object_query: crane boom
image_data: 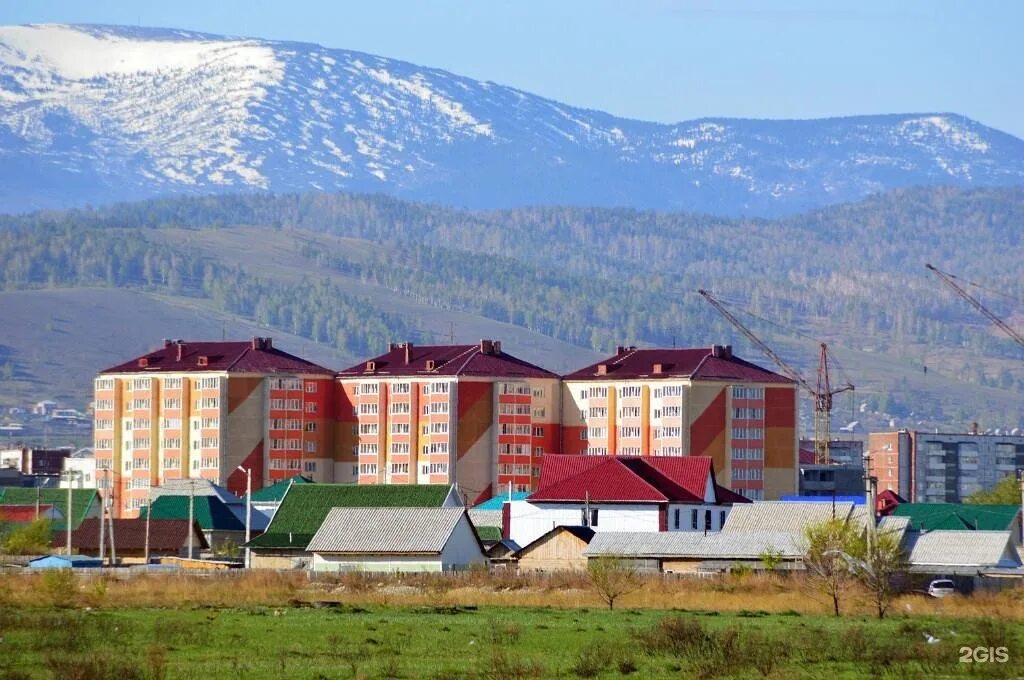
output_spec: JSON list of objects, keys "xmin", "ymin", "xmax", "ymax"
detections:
[
  {"xmin": 926, "ymin": 264, "xmax": 1024, "ymax": 350},
  {"xmin": 698, "ymin": 289, "xmax": 853, "ymax": 464}
]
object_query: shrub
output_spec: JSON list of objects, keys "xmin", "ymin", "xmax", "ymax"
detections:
[
  {"xmin": 3, "ymin": 519, "xmax": 52, "ymax": 555},
  {"xmin": 39, "ymin": 569, "xmax": 78, "ymax": 608}
]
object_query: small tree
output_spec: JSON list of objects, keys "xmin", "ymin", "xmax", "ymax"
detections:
[
  {"xmin": 848, "ymin": 527, "xmax": 907, "ymax": 620},
  {"xmin": 759, "ymin": 547, "xmax": 783, "ymax": 572},
  {"xmin": 965, "ymin": 474, "xmax": 1020, "ymax": 505},
  {"xmin": 587, "ymin": 556, "xmax": 640, "ymax": 610},
  {"xmin": 802, "ymin": 518, "xmax": 859, "ymax": 617},
  {"xmin": 2, "ymin": 518, "xmax": 53, "ymax": 555}
]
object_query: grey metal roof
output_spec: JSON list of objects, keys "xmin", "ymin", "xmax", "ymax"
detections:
[
  {"xmin": 584, "ymin": 531, "xmax": 804, "ymax": 560},
  {"xmin": 306, "ymin": 507, "xmax": 467, "ymax": 554},
  {"xmin": 722, "ymin": 501, "xmax": 856, "ymax": 533},
  {"xmin": 149, "ymin": 479, "xmax": 242, "ymax": 505},
  {"xmin": 468, "ymin": 509, "xmax": 502, "ymax": 528},
  {"xmin": 905, "ymin": 530, "xmax": 1019, "ymax": 567}
]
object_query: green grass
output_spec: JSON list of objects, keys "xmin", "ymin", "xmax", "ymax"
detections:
[{"xmin": 1, "ymin": 604, "xmax": 1021, "ymax": 679}]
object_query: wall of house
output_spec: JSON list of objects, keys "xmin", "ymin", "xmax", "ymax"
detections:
[
  {"xmin": 508, "ymin": 501, "xmax": 658, "ymax": 546},
  {"xmin": 250, "ymin": 550, "xmax": 310, "ymax": 570},
  {"xmin": 440, "ymin": 518, "xmax": 487, "ymax": 569},
  {"xmin": 517, "ymin": 530, "xmax": 590, "ymax": 572},
  {"xmin": 311, "ymin": 553, "xmax": 445, "ymax": 573}
]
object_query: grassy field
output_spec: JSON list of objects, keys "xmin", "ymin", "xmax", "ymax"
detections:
[{"xmin": 0, "ymin": 571, "xmax": 1022, "ymax": 679}]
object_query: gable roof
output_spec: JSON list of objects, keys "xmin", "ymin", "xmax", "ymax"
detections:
[
  {"xmin": 150, "ymin": 479, "xmax": 242, "ymax": 505},
  {"xmin": 515, "ymin": 525, "xmax": 595, "ymax": 557},
  {"xmin": 249, "ymin": 476, "xmax": 312, "ymax": 503},
  {"xmin": 891, "ymin": 503, "xmax": 1021, "ymax": 532},
  {"xmin": 306, "ymin": 507, "xmax": 469, "ymax": 554},
  {"xmin": 563, "ymin": 346, "xmax": 792, "ymax": 383},
  {"xmin": 585, "ymin": 531, "xmax": 804, "ymax": 560},
  {"xmin": 722, "ymin": 501, "xmax": 858, "ymax": 533},
  {"xmin": 337, "ymin": 342, "xmax": 557, "ymax": 379},
  {"xmin": 0, "ymin": 488, "xmax": 98, "ymax": 531},
  {"xmin": 248, "ymin": 483, "xmax": 458, "ymax": 549},
  {"xmin": 905, "ymin": 530, "xmax": 1019, "ymax": 567},
  {"xmin": 101, "ymin": 338, "xmax": 333, "ymax": 375},
  {"xmin": 473, "ymin": 492, "xmax": 530, "ymax": 510},
  {"xmin": 57, "ymin": 518, "xmax": 209, "ymax": 552},
  {"xmin": 141, "ymin": 495, "xmax": 245, "ymax": 531},
  {"xmin": 530, "ymin": 454, "xmax": 743, "ymax": 505}
]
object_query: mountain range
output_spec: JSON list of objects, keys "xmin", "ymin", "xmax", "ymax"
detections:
[{"xmin": 2, "ymin": 24, "xmax": 1024, "ymax": 216}]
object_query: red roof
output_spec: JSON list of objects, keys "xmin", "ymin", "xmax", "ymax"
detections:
[
  {"xmin": 530, "ymin": 454, "xmax": 747, "ymax": 505},
  {"xmin": 338, "ymin": 341, "xmax": 557, "ymax": 379},
  {"xmin": 0, "ymin": 504, "xmax": 55, "ymax": 522},
  {"xmin": 56, "ymin": 518, "xmax": 209, "ymax": 551},
  {"xmin": 101, "ymin": 338, "xmax": 333, "ymax": 375},
  {"xmin": 563, "ymin": 346, "xmax": 792, "ymax": 383}
]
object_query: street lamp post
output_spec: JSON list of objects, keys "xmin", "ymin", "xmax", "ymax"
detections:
[
  {"xmin": 236, "ymin": 466, "xmax": 252, "ymax": 568},
  {"xmin": 62, "ymin": 469, "xmax": 82, "ymax": 555}
]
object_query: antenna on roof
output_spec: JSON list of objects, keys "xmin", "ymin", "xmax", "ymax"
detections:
[{"xmin": 449, "ymin": 322, "xmax": 455, "ymax": 345}]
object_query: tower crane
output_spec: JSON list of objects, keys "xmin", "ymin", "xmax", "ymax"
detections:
[
  {"xmin": 698, "ymin": 289, "xmax": 854, "ymax": 464},
  {"xmin": 925, "ymin": 264, "xmax": 1024, "ymax": 351}
]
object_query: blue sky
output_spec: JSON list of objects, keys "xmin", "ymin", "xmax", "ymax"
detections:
[{"xmin": 4, "ymin": 0, "xmax": 1023, "ymax": 137}]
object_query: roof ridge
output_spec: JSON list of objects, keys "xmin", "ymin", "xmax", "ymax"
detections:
[{"xmin": 452, "ymin": 345, "xmax": 480, "ymax": 375}]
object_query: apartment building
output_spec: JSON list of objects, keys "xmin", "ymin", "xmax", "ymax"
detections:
[
  {"xmin": 336, "ymin": 341, "xmax": 561, "ymax": 504},
  {"xmin": 561, "ymin": 345, "xmax": 798, "ymax": 500},
  {"xmin": 868, "ymin": 429, "xmax": 1024, "ymax": 502},
  {"xmin": 94, "ymin": 338, "xmax": 335, "ymax": 517}
]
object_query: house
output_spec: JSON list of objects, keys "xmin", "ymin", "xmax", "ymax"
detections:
[
  {"xmin": 247, "ymin": 483, "xmax": 462, "ymax": 569},
  {"xmin": 248, "ymin": 475, "xmax": 312, "ymax": 524},
  {"xmin": 891, "ymin": 503, "xmax": 1021, "ymax": 538},
  {"xmin": 149, "ymin": 478, "xmax": 268, "ymax": 531},
  {"xmin": 307, "ymin": 507, "xmax": 485, "ymax": 573},
  {"xmin": 561, "ymin": 345, "xmax": 798, "ymax": 500},
  {"xmin": 486, "ymin": 538, "xmax": 522, "ymax": 566},
  {"xmin": 515, "ymin": 526, "xmax": 595, "ymax": 572},
  {"xmin": 506, "ymin": 455, "xmax": 749, "ymax": 547},
  {"xmin": 0, "ymin": 504, "xmax": 64, "ymax": 522},
  {"xmin": 904, "ymin": 530, "xmax": 1021, "ymax": 571},
  {"xmin": 28, "ymin": 554, "xmax": 102, "ymax": 569},
  {"xmin": 585, "ymin": 531, "xmax": 804, "ymax": 574},
  {"xmin": 55, "ymin": 518, "xmax": 209, "ymax": 564},
  {"xmin": 141, "ymin": 495, "xmax": 246, "ymax": 553},
  {"xmin": 0, "ymin": 487, "xmax": 100, "ymax": 533}
]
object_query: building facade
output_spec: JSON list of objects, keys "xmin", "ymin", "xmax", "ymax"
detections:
[
  {"xmin": 868, "ymin": 429, "xmax": 1024, "ymax": 502},
  {"xmin": 337, "ymin": 341, "xmax": 561, "ymax": 504},
  {"xmin": 561, "ymin": 345, "xmax": 798, "ymax": 500},
  {"xmin": 93, "ymin": 338, "xmax": 335, "ymax": 517}
]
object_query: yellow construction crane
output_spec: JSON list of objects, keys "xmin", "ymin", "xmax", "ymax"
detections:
[{"xmin": 698, "ymin": 289, "xmax": 854, "ymax": 464}]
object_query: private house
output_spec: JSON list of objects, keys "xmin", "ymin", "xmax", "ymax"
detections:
[
  {"xmin": 905, "ymin": 531, "xmax": 1021, "ymax": 572},
  {"xmin": 0, "ymin": 504, "xmax": 64, "ymax": 523},
  {"xmin": 0, "ymin": 487, "xmax": 100, "ymax": 534},
  {"xmin": 890, "ymin": 503, "xmax": 1022, "ymax": 552},
  {"xmin": 505, "ymin": 454, "xmax": 749, "ymax": 548},
  {"xmin": 141, "ymin": 495, "xmax": 246, "ymax": 553},
  {"xmin": 248, "ymin": 475, "xmax": 312, "ymax": 523},
  {"xmin": 56, "ymin": 518, "xmax": 209, "ymax": 563},
  {"xmin": 515, "ymin": 525, "xmax": 595, "ymax": 572},
  {"xmin": 307, "ymin": 507, "xmax": 485, "ymax": 573},
  {"xmin": 247, "ymin": 483, "xmax": 462, "ymax": 569}
]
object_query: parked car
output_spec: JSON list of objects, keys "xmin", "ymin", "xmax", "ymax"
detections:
[{"xmin": 927, "ymin": 578, "xmax": 957, "ymax": 598}]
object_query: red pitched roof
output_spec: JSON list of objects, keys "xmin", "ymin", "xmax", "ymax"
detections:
[
  {"xmin": 528, "ymin": 454, "xmax": 748, "ymax": 504},
  {"xmin": 56, "ymin": 518, "xmax": 209, "ymax": 551},
  {"xmin": 101, "ymin": 338, "xmax": 333, "ymax": 375},
  {"xmin": 0, "ymin": 504, "xmax": 55, "ymax": 522},
  {"xmin": 337, "ymin": 341, "xmax": 557, "ymax": 379},
  {"xmin": 563, "ymin": 346, "xmax": 792, "ymax": 383}
]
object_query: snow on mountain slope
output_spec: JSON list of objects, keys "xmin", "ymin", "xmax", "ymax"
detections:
[{"xmin": 1, "ymin": 24, "xmax": 1023, "ymax": 216}]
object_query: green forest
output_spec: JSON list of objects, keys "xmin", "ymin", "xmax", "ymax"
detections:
[{"xmin": 1, "ymin": 185, "xmax": 1022, "ymax": 427}]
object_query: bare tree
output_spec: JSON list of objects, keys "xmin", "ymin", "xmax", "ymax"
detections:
[
  {"xmin": 802, "ymin": 518, "xmax": 859, "ymax": 617},
  {"xmin": 848, "ymin": 528, "xmax": 907, "ymax": 620},
  {"xmin": 587, "ymin": 556, "xmax": 640, "ymax": 610}
]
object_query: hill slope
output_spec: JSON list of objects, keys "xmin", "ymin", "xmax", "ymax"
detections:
[{"xmin": 2, "ymin": 24, "xmax": 1024, "ymax": 216}]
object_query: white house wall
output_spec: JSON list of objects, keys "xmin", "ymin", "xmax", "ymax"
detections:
[
  {"xmin": 312, "ymin": 553, "xmax": 444, "ymax": 573},
  {"xmin": 440, "ymin": 516, "xmax": 486, "ymax": 569}
]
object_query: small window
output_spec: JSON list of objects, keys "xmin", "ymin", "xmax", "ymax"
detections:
[
  {"xmin": 691, "ymin": 509, "xmax": 698, "ymax": 530},
  {"xmin": 673, "ymin": 508, "xmax": 680, "ymax": 530},
  {"xmin": 719, "ymin": 510, "xmax": 726, "ymax": 529},
  {"xmin": 704, "ymin": 510, "xmax": 712, "ymax": 531},
  {"xmin": 590, "ymin": 509, "xmax": 599, "ymax": 527}
]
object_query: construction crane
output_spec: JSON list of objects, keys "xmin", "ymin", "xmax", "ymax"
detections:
[
  {"xmin": 698, "ymin": 289, "xmax": 854, "ymax": 464},
  {"xmin": 925, "ymin": 264, "xmax": 1024, "ymax": 351}
]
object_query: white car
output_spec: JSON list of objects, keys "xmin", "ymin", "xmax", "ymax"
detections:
[{"xmin": 927, "ymin": 579, "xmax": 956, "ymax": 598}]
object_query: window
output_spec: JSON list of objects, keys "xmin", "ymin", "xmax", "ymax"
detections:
[
  {"xmin": 733, "ymin": 407, "xmax": 764, "ymax": 419},
  {"xmin": 618, "ymin": 406, "xmax": 641, "ymax": 418},
  {"xmin": 390, "ymin": 463, "xmax": 409, "ymax": 474},
  {"xmin": 391, "ymin": 382, "xmax": 410, "ymax": 394},
  {"xmin": 133, "ymin": 378, "xmax": 152, "ymax": 390},
  {"xmin": 359, "ymin": 463, "xmax": 377, "ymax": 475},
  {"xmin": 163, "ymin": 398, "xmax": 182, "ymax": 409},
  {"xmin": 200, "ymin": 436, "xmax": 219, "ymax": 448},
  {"xmin": 132, "ymin": 399, "xmax": 151, "ymax": 410},
  {"xmin": 95, "ymin": 378, "xmax": 115, "ymax": 391},
  {"xmin": 429, "ymin": 422, "xmax": 448, "ymax": 434},
  {"xmin": 429, "ymin": 402, "xmax": 449, "ymax": 414},
  {"xmin": 94, "ymin": 399, "xmax": 114, "ymax": 410},
  {"xmin": 618, "ymin": 426, "xmax": 641, "ymax": 438},
  {"xmin": 428, "ymin": 442, "xmax": 450, "ymax": 455},
  {"xmin": 732, "ymin": 386, "xmax": 764, "ymax": 399},
  {"xmin": 691, "ymin": 509, "xmax": 698, "ymax": 530},
  {"xmin": 533, "ymin": 426, "xmax": 544, "ymax": 437},
  {"xmin": 162, "ymin": 437, "xmax": 181, "ymax": 449},
  {"xmin": 360, "ymin": 382, "xmax": 379, "ymax": 395},
  {"xmin": 662, "ymin": 427, "xmax": 682, "ymax": 438},
  {"xmin": 587, "ymin": 427, "xmax": 606, "ymax": 439},
  {"xmin": 532, "ymin": 387, "xmax": 545, "ymax": 398},
  {"xmin": 359, "ymin": 403, "xmax": 379, "ymax": 415},
  {"xmin": 132, "ymin": 457, "xmax": 150, "ymax": 469},
  {"xmin": 704, "ymin": 510, "xmax": 712, "ymax": 531},
  {"xmin": 620, "ymin": 447, "xmax": 641, "ymax": 456},
  {"xmin": 201, "ymin": 397, "xmax": 218, "ymax": 409},
  {"xmin": 662, "ymin": 406, "xmax": 682, "ymax": 418},
  {"xmin": 428, "ymin": 463, "xmax": 448, "ymax": 474},
  {"xmin": 358, "ymin": 443, "xmax": 379, "ymax": 455},
  {"xmin": 500, "ymin": 423, "xmax": 531, "ymax": 436},
  {"xmin": 732, "ymin": 427, "xmax": 763, "ymax": 439},
  {"xmin": 305, "ymin": 402, "xmax": 317, "ymax": 414},
  {"xmin": 391, "ymin": 423, "xmax": 411, "ymax": 435},
  {"xmin": 95, "ymin": 418, "xmax": 113, "ymax": 430},
  {"xmin": 659, "ymin": 446, "xmax": 683, "ymax": 457},
  {"xmin": 95, "ymin": 439, "xmax": 113, "ymax": 450},
  {"xmin": 305, "ymin": 382, "xmax": 317, "ymax": 393},
  {"xmin": 305, "ymin": 461, "xmax": 317, "ymax": 472},
  {"xmin": 579, "ymin": 390, "xmax": 587, "ymax": 401},
  {"xmin": 359, "ymin": 423, "xmax": 378, "ymax": 435},
  {"xmin": 391, "ymin": 443, "xmax": 410, "ymax": 454},
  {"xmin": 200, "ymin": 377, "xmax": 219, "ymax": 390},
  {"xmin": 673, "ymin": 508, "xmax": 680, "ymax": 530},
  {"xmin": 720, "ymin": 511, "xmax": 727, "ymax": 529},
  {"xmin": 663, "ymin": 385, "xmax": 683, "ymax": 397},
  {"xmin": 163, "ymin": 457, "xmax": 181, "ymax": 469},
  {"xmin": 580, "ymin": 430, "xmax": 588, "ymax": 441},
  {"xmin": 431, "ymin": 382, "xmax": 450, "ymax": 394},
  {"xmin": 162, "ymin": 418, "xmax": 182, "ymax": 429},
  {"xmin": 587, "ymin": 387, "xmax": 608, "ymax": 398},
  {"xmin": 305, "ymin": 422, "xmax": 317, "ymax": 432},
  {"xmin": 390, "ymin": 402, "xmax": 411, "ymax": 415},
  {"xmin": 533, "ymin": 408, "xmax": 546, "ymax": 418},
  {"xmin": 201, "ymin": 417, "xmax": 220, "ymax": 428},
  {"xmin": 618, "ymin": 385, "xmax": 641, "ymax": 398},
  {"xmin": 133, "ymin": 418, "xmax": 151, "ymax": 430},
  {"xmin": 305, "ymin": 441, "xmax": 317, "ymax": 453},
  {"xmin": 132, "ymin": 438, "xmax": 151, "ymax": 449},
  {"xmin": 653, "ymin": 388, "xmax": 662, "ymax": 399}
]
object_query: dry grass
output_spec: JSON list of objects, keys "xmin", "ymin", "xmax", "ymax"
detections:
[{"xmin": 2, "ymin": 568, "xmax": 1021, "ymax": 622}]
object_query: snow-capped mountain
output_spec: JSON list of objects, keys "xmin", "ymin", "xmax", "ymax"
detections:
[{"xmin": 2, "ymin": 24, "xmax": 1023, "ymax": 216}]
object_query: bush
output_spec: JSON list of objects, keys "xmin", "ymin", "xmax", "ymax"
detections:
[
  {"xmin": 39, "ymin": 569, "xmax": 78, "ymax": 608},
  {"xmin": 3, "ymin": 519, "xmax": 52, "ymax": 555}
]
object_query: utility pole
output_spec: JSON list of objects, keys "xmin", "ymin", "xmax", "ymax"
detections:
[
  {"xmin": 237, "ymin": 466, "xmax": 252, "ymax": 568},
  {"xmin": 108, "ymin": 499, "xmax": 116, "ymax": 565},
  {"xmin": 188, "ymin": 478, "xmax": 195, "ymax": 560},
  {"xmin": 143, "ymin": 492, "xmax": 151, "ymax": 565},
  {"xmin": 1018, "ymin": 470, "xmax": 1024, "ymax": 547},
  {"xmin": 99, "ymin": 489, "xmax": 106, "ymax": 565}
]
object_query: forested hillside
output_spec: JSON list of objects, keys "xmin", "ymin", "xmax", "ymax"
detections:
[{"xmin": 1, "ymin": 185, "xmax": 1022, "ymax": 431}]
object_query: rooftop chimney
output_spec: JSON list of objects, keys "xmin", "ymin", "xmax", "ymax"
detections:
[
  {"xmin": 365, "ymin": 360, "xmax": 376, "ymax": 373},
  {"xmin": 652, "ymin": 363, "xmax": 663, "ymax": 375},
  {"xmin": 176, "ymin": 342, "xmax": 185, "ymax": 362},
  {"xmin": 480, "ymin": 339, "xmax": 494, "ymax": 355},
  {"xmin": 389, "ymin": 343, "xmax": 400, "ymax": 352},
  {"xmin": 404, "ymin": 342, "xmax": 414, "ymax": 365},
  {"xmin": 597, "ymin": 364, "xmax": 608, "ymax": 376},
  {"xmin": 197, "ymin": 356, "xmax": 209, "ymax": 367},
  {"xmin": 616, "ymin": 346, "xmax": 626, "ymax": 355},
  {"xmin": 163, "ymin": 339, "xmax": 173, "ymax": 348},
  {"xmin": 425, "ymin": 359, "xmax": 436, "ymax": 371},
  {"xmin": 722, "ymin": 345, "xmax": 733, "ymax": 359},
  {"xmin": 493, "ymin": 340, "xmax": 501, "ymax": 355},
  {"xmin": 138, "ymin": 357, "xmax": 149, "ymax": 368},
  {"xmin": 711, "ymin": 344, "xmax": 725, "ymax": 358}
]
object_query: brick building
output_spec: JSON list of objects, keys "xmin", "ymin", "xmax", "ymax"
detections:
[
  {"xmin": 93, "ymin": 338, "xmax": 335, "ymax": 517},
  {"xmin": 561, "ymin": 345, "xmax": 798, "ymax": 500},
  {"xmin": 336, "ymin": 341, "xmax": 561, "ymax": 504}
]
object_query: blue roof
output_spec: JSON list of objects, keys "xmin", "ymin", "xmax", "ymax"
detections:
[
  {"xmin": 780, "ymin": 495, "xmax": 866, "ymax": 505},
  {"xmin": 28, "ymin": 554, "xmax": 102, "ymax": 569},
  {"xmin": 473, "ymin": 492, "xmax": 530, "ymax": 510}
]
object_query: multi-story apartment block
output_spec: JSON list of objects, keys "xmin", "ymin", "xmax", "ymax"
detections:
[
  {"xmin": 868, "ymin": 429, "xmax": 1024, "ymax": 502},
  {"xmin": 336, "ymin": 341, "xmax": 561, "ymax": 504},
  {"xmin": 94, "ymin": 338, "xmax": 335, "ymax": 517},
  {"xmin": 561, "ymin": 345, "xmax": 798, "ymax": 500}
]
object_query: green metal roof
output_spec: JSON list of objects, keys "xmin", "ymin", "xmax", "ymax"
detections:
[
  {"xmin": 141, "ymin": 495, "xmax": 245, "ymax": 532},
  {"xmin": 248, "ymin": 484, "xmax": 454, "ymax": 549},
  {"xmin": 475, "ymin": 525, "xmax": 502, "ymax": 542},
  {"xmin": 892, "ymin": 503, "xmax": 1021, "ymax": 531},
  {"xmin": 249, "ymin": 476, "xmax": 312, "ymax": 503},
  {"xmin": 0, "ymin": 488, "xmax": 99, "ymax": 531}
]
